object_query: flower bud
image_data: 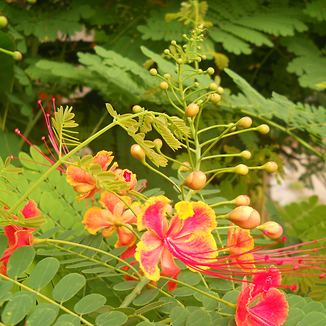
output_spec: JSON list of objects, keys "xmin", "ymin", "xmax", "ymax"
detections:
[
  {"xmin": 171, "ymin": 40, "xmax": 177, "ymax": 45},
  {"xmin": 131, "ymin": 144, "xmax": 145, "ymax": 161},
  {"xmin": 164, "ymin": 73, "xmax": 171, "ymax": 79},
  {"xmin": 263, "ymin": 161, "xmax": 278, "ymax": 173},
  {"xmin": 257, "ymin": 124, "xmax": 270, "ymax": 134},
  {"xmin": 257, "ymin": 221, "xmax": 283, "ymax": 239},
  {"xmin": 164, "ymin": 49, "xmax": 170, "ymax": 55},
  {"xmin": 241, "ymin": 150, "xmax": 251, "ymax": 159},
  {"xmin": 177, "ymin": 58, "xmax": 183, "ymax": 65},
  {"xmin": 150, "ymin": 68, "xmax": 157, "ymax": 76},
  {"xmin": 209, "ymin": 93, "xmax": 221, "ymax": 103},
  {"xmin": 185, "ymin": 103, "xmax": 199, "ymax": 117},
  {"xmin": 202, "ymin": 55, "xmax": 207, "ymax": 60},
  {"xmin": 207, "ymin": 67, "xmax": 215, "ymax": 75},
  {"xmin": 13, "ymin": 51, "xmax": 22, "ymax": 61},
  {"xmin": 0, "ymin": 16, "xmax": 9, "ymax": 28},
  {"xmin": 160, "ymin": 81, "xmax": 169, "ymax": 90},
  {"xmin": 180, "ymin": 162, "xmax": 190, "ymax": 173},
  {"xmin": 239, "ymin": 117, "xmax": 252, "ymax": 128},
  {"xmin": 217, "ymin": 86, "xmax": 224, "ymax": 95},
  {"xmin": 235, "ymin": 164, "xmax": 249, "ymax": 176},
  {"xmin": 184, "ymin": 170, "xmax": 207, "ymax": 190},
  {"xmin": 132, "ymin": 105, "xmax": 143, "ymax": 113},
  {"xmin": 153, "ymin": 138, "xmax": 163, "ymax": 150},
  {"xmin": 195, "ymin": 57, "xmax": 201, "ymax": 62},
  {"xmin": 228, "ymin": 206, "xmax": 261, "ymax": 229},
  {"xmin": 114, "ymin": 168, "xmax": 137, "ymax": 195},
  {"xmin": 209, "ymin": 83, "xmax": 218, "ymax": 91},
  {"xmin": 234, "ymin": 195, "xmax": 250, "ymax": 206}
]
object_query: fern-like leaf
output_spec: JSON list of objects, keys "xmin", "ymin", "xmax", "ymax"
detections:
[{"xmin": 169, "ymin": 116, "xmax": 191, "ymax": 140}]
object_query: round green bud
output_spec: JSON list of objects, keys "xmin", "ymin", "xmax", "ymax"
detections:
[
  {"xmin": 171, "ymin": 40, "xmax": 177, "ymax": 46},
  {"xmin": 194, "ymin": 82, "xmax": 199, "ymax": 88},
  {"xmin": 197, "ymin": 100, "xmax": 203, "ymax": 105},
  {"xmin": 257, "ymin": 124, "xmax": 270, "ymax": 134},
  {"xmin": 13, "ymin": 51, "xmax": 22, "ymax": 61},
  {"xmin": 164, "ymin": 49, "xmax": 170, "ymax": 55},
  {"xmin": 239, "ymin": 117, "xmax": 252, "ymax": 128},
  {"xmin": 177, "ymin": 58, "xmax": 183, "ymax": 65},
  {"xmin": 197, "ymin": 46, "xmax": 201, "ymax": 50},
  {"xmin": 198, "ymin": 69, "xmax": 203, "ymax": 73},
  {"xmin": 160, "ymin": 81, "xmax": 169, "ymax": 90},
  {"xmin": 207, "ymin": 67, "xmax": 215, "ymax": 75},
  {"xmin": 241, "ymin": 150, "xmax": 252, "ymax": 160},
  {"xmin": 190, "ymin": 38, "xmax": 194, "ymax": 42},
  {"xmin": 202, "ymin": 55, "xmax": 207, "ymax": 60},
  {"xmin": 235, "ymin": 164, "xmax": 249, "ymax": 176},
  {"xmin": 209, "ymin": 93, "xmax": 221, "ymax": 103},
  {"xmin": 164, "ymin": 73, "xmax": 171, "ymax": 79},
  {"xmin": 217, "ymin": 86, "xmax": 224, "ymax": 95},
  {"xmin": 183, "ymin": 34, "xmax": 187, "ymax": 38},
  {"xmin": 0, "ymin": 16, "xmax": 9, "ymax": 28},
  {"xmin": 196, "ymin": 57, "xmax": 201, "ymax": 62},
  {"xmin": 183, "ymin": 45, "xmax": 187, "ymax": 49},
  {"xmin": 153, "ymin": 138, "xmax": 163, "ymax": 150},
  {"xmin": 263, "ymin": 161, "xmax": 278, "ymax": 173},
  {"xmin": 132, "ymin": 105, "xmax": 143, "ymax": 113},
  {"xmin": 209, "ymin": 83, "xmax": 218, "ymax": 91},
  {"xmin": 185, "ymin": 103, "xmax": 199, "ymax": 117},
  {"xmin": 149, "ymin": 68, "xmax": 157, "ymax": 76}
]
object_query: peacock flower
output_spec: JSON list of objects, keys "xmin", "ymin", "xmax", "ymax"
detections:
[
  {"xmin": 0, "ymin": 200, "xmax": 40, "ymax": 275},
  {"xmin": 82, "ymin": 191, "xmax": 141, "ymax": 248},
  {"xmin": 235, "ymin": 266, "xmax": 289, "ymax": 326},
  {"xmin": 227, "ymin": 225, "xmax": 256, "ymax": 272},
  {"xmin": 135, "ymin": 196, "xmax": 218, "ymax": 289},
  {"xmin": 66, "ymin": 151, "xmax": 114, "ymax": 201},
  {"xmin": 113, "ymin": 168, "xmax": 137, "ymax": 195}
]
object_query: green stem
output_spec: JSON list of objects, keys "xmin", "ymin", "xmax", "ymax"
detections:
[
  {"xmin": 0, "ymin": 273, "xmax": 93, "ymax": 326},
  {"xmin": 197, "ymin": 124, "xmax": 230, "ymax": 134},
  {"xmin": 202, "ymin": 153, "xmax": 243, "ymax": 161},
  {"xmin": 119, "ymin": 275, "xmax": 150, "ymax": 307}
]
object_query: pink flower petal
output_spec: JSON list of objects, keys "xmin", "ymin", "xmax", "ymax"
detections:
[{"xmin": 20, "ymin": 200, "xmax": 40, "ymax": 219}]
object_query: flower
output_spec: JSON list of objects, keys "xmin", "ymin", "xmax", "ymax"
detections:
[
  {"xmin": 82, "ymin": 191, "xmax": 141, "ymax": 248},
  {"xmin": 112, "ymin": 168, "xmax": 137, "ymax": 195},
  {"xmin": 135, "ymin": 196, "xmax": 218, "ymax": 290},
  {"xmin": 66, "ymin": 151, "xmax": 114, "ymax": 201},
  {"xmin": 235, "ymin": 266, "xmax": 289, "ymax": 326},
  {"xmin": 227, "ymin": 225, "xmax": 256, "ymax": 272},
  {"xmin": 0, "ymin": 200, "xmax": 40, "ymax": 275}
]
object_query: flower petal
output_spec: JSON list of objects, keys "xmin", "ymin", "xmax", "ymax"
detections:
[
  {"xmin": 115, "ymin": 226, "xmax": 137, "ymax": 248},
  {"xmin": 82, "ymin": 207, "xmax": 113, "ymax": 234},
  {"xmin": 175, "ymin": 201, "xmax": 194, "ymax": 220},
  {"xmin": 252, "ymin": 266, "xmax": 282, "ymax": 297},
  {"xmin": 20, "ymin": 200, "xmax": 40, "ymax": 219},
  {"xmin": 160, "ymin": 247, "xmax": 180, "ymax": 292},
  {"xmin": 135, "ymin": 240, "xmax": 164, "ymax": 282},
  {"xmin": 92, "ymin": 151, "xmax": 114, "ymax": 171},
  {"xmin": 137, "ymin": 196, "xmax": 170, "ymax": 238},
  {"xmin": 100, "ymin": 192, "xmax": 123, "ymax": 213},
  {"xmin": 4, "ymin": 225, "xmax": 21, "ymax": 248},
  {"xmin": 66, "ymin": 165, "xmax": 95, "ymax": 187},
  {"xmin": 172, "ymin": 201, "xmax": 217, "ymax": 238}
]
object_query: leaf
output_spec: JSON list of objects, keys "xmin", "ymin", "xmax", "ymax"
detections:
[
  {"xmin": 135, "ymin": 301, "xmax": 167, "ymax": 315},
  {"xmin": 283, "ymin": 308, "xmax": 305, "ymax": 326},
  {"xmin": 95, "ymin": 311, "xmax": 128, "ymax": 326},
  {"xmin": 74, "ymin": 293, "xmax": 107, "ymax": 315},
  {"xmin": 55, "ymin": 314, "xmax": 80, "ymax": 326},
  {"xmin": 297, "ymin": 312, "xmax": 326, "ymax": 325},
  {"xmin": 185, "ymin": 309, "xmax": 212, "ymax": 326},
  {"xmin": 171, "ymin": 306, "xmax": 191, "ymax": 326},
  {"xmin": 133, "ymin": 288, "xmax": 159, "ymax": 306},
  {"xmin": 0, "ymin": 280, "xmax": 13, "ymax": 299},
  {"xmin": 52, "ymin": 273, "xmax": 86, "ymax": 303},
  {"xmin": 28, "ymin": 257, "xmax": 60, "ymax": 290},
  {"xmin": 25, "ymin": 307, "xmax": 58, "ymax": 326},
  {"xmin": 6, "ymin": 245, "xmax": 35, "ymax": 278},
  {"xmin": 113, "ymin": 281, "xmax": 138, "ymax": 291},
  {"xmin": 1, "ymin": 293, "xmax": 34, "ymax": 325},
  {"xmin": 0, "ymin": 234, "xmax": 8, "ymax": 259},
  {"xmin": 177, "ymin": 271, "xmax": 201, "ymax": 285}
]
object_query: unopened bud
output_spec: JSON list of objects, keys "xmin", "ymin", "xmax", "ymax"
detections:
[
  {"xmin": 207, "ymin": 67, "xmax": 215, "ymax": 75},
  {"xmin": 164, "ymin": 49, "xmax": 170, "ymax": 55},
  {"xmin": 0, "ymin": 16, "xmax": 9, "ymax": 28},
  {"xmin": 150, "ymin": 68, "xmax": 157, "ymax": 76},
  {"xmin": 239, "ymin": 117, "xmax": 252, "ymax": 128},
  {"xmin": 185, "ymin": 103, "xmax": 199, "ymax": 117},
  {"xmin": 132, "ymin": 105, "xmax": 143, "ymax": 113},
  {"xmin": 241, "ymin": 150, "xmax": 251, "ymax": 159},
  {"xmin": 180, "ymin": 162, "xmax": 190, "ymax": 173},
  {"xmin": 177, "ymin": 58, "xmax": 183, "ymax": 65},
  {"xmin": 184, "ymin": 170, "xmax": 207, "ymax": 190},
  {"xmin": 202, "ymin": 55, "xmax": 207, "ymax": 60},
  {"xmin": 153, "ymin": 138, "xmax": 163, "ymax": 150},
  {"xmin": 209, "ymin": 93, "xmax": 221, "ymax": 103},
  {"xmin": 171, "ymin": 40, "xmax": 177, "ymax": 46},
  {"xmin": 209, "ymin": 83, "xmax": 218, "ymax": 91},
  {"xmin": 257, "ymin": 221, "xmax": 283, "ymax": 239},
  {"xmin": 13, "ymin": 51, "xmax": 22, "ymax": 61},
  {"xmin": 257, "ymin": 124, "xmax": 270, "ymax": 134},
  {"xmin": 194, "ymin": 82, "xmax": 199, "ymax": 88},
  {"xmin": 131, "ymin": 144, "xmax": 145, "ymax": 161},
  {"xmin": 234, "ymin": 195, "xmax": 250, "ymax": 206},
  {"xmin": 159, "ymin": 81, "xmax": 169, "ymax": 90},
  {"xmin": 195, "ymin": 57, "xmax": 201, "ymax": 62},
  {"xmin": 228, "ymin": 206, "xmax": 261, "ymax": 229},
  {"xmin": 263, "ymin": 161, "xmax": 278, "ymax": 173},
  {"xmin": 164, "ymin": 73, "xmax": 171, "ymax": 79},
  {"xmin": 217, "ymin": 86, "xmax": 224, "ymax": 95},
  {"xmin": 234, "ymin": 164, "xmax": 249, "ymax": 176}
]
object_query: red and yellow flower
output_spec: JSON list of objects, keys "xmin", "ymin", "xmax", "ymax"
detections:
[
  {"xmin": 135, "ymin": 196, "xmax": 218, "ymax": 290},
  {"xmin": 82, "ymin": 192, "xmax": 141, "ymax": 248},
  {"xmin": 0, "ymin": 200, "xmax": 40, "ymax": 275}
]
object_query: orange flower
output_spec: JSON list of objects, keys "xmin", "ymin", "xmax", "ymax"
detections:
[
  {"xmin": 227, "ymin": 225, "xmax": 256, "ymax": 272},
  {"xmin": 82, "ymin": 192, "xmax": 141, "ymax": 248},
  {"xmin": 0, "ymin": 200, "xmax": 40, "ymax": 275},
  {"xmin": 135, "ymin": 196, "xmax": 218, "ymax": 288},
  {"xmin": 66, "ymin": 151, "xmax": 114, "ymax": 201},
  {"xmin": 113, "ymin": 168, "xmax": 137, "ymax": 195}
]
